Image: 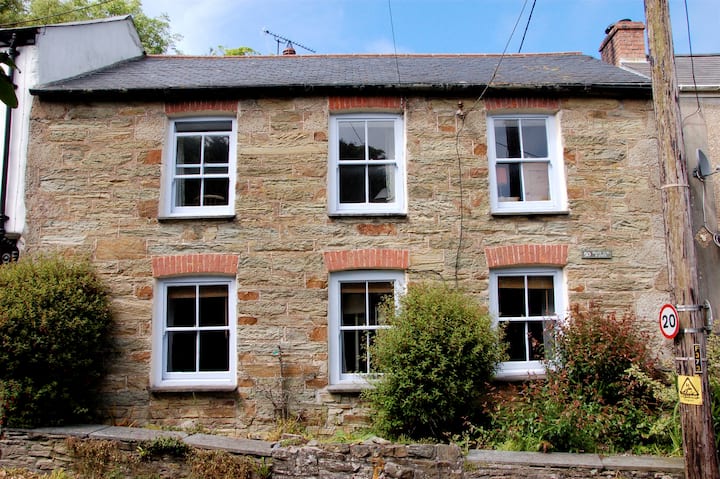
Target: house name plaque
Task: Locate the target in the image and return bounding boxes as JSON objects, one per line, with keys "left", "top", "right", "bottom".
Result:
{"left": 581, "top": 249, "right": 612, "bottom": 259}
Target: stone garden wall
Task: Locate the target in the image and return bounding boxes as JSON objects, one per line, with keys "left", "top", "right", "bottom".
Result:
{"left": 0, "top": 426, "right": 684, "bottom": 479}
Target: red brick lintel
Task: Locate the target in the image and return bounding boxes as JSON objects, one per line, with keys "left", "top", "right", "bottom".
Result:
{"left": 485, "top": 244, "right": 568, "bottom": 268}
{"left": 484, "top": 97, "right": 560, "bottom": 112}
{"left": 329, "top": 96, "right": 403, "bottom": 112}
{"left": 323, "top": 249, "right": 409, "bottom": 272}
{"left": 165, "top": 100, "right": 237, "bottom": 115}
{"left": 152, "top": 254, "right": 239, "bottom": 278}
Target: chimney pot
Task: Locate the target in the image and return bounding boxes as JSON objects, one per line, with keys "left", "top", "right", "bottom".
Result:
{"left": 282, "top": 41, "right": 296, "bottom": 55}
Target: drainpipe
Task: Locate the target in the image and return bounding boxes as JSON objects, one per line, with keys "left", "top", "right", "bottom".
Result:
{"left": 0, "top": 33, "right": 20, "bottom": 263}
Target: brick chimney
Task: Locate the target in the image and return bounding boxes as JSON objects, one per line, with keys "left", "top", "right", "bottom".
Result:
{"left": 599, "top": 19, "right": 646, "bottom": 66}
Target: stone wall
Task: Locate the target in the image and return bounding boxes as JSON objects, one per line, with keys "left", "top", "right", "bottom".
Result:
{"left": 0, "top": 426, "right": 684, "bottom": 479}
{"left": 23, "top": 93, "right": 668, "bottom": 436}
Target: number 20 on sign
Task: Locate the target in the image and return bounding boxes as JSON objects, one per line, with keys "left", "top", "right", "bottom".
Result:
{"left": 659, "top": 303, "right": 680, "bottom": 340}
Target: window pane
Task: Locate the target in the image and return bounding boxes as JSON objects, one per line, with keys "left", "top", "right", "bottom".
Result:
{"left": 521, "top": 119, "right": 548, "bottom": 158}
{"left": 339, "top": 165, "right": 366, "bottom": 203}
{"left": 167, "top": 286, "right": 196, "bottom": 327}
{"left": 505, "top": 322, "right": 527, "bottom": 361}
{"left": 495, "top": 119, "right": 521, "bottom": 158}
{"left": 339, "top": 121, "right": 366, "bottom": 161}
{"left": 367, "top": 121, "right": 393, "bottom": 160}
{"left": 341, "top": 283, "right": 366, "bottom": 327}
{"left": 176, "top": 136, "right": 201, "bottom": 165}
{"left": 167, "top": 331, "right": 196, "bottom": 372}
{"left": 527, "top": 275, "right": 555, "bottom": 316}
{"left": 369, "top": 165, "right": 393, "bottom": 203}
{"left": 202, "top": 178, "right": 229, "bottom": 206}
{"left": 176, "top": 178, "right": 201, "bottom": 206}
{"left": 199, "top": 331, "right": 229, "bottom": 371}
{"left": 496, "top": 163, "right": 523, "bottom": 201}
{"left": 176, "top": 120, "right": 232, "bottom": 133}
{"left": 368, "top": 281, "right": 393, "bottom": 326}
{"left": 204, "top": 135, "right": 230, "bottom": 164}
{"left": 204, "top": 166, "right": 229, "bottom": 175}
{"left": 176, "top": 165, "right": 201, "bottom": 176}
{"left": 498, "top": 276, "right": 526, "bottom": 317}
{"left": 341, "top": 329, "right": 370, "bottom": 373}
{"left": 522, "top": 163, "right": 550, "bottom": 201}
{"left": 528, "top": 321, "right": 546, "bottom": 360}
{"left": 198, "top": 285, "right": 228, "bottom": 327}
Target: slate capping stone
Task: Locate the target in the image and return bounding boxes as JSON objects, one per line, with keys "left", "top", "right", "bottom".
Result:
{"left": 184, "top": 433, "right": 273, "bottom": 457}
{"left": 88, "top": 426, "right": 187, "bottom": 443}
{"left": 466, "top": 450, "right": 684, "bottom": 473}
{"left": 25, "top": 425, "right": 111, "bottom": 438}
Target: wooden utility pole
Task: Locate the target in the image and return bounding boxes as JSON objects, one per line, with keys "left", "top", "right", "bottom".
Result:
{"left": 644, "top": 1, "right": 719, "bottom": 477}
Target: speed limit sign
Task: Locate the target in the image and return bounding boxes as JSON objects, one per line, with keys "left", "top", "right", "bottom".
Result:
{"left": 659, "top": 303, "right": 680, "bottom": 339}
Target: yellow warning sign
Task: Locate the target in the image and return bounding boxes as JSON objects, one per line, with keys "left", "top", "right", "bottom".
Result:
{"left": 678, "top": 375, "right": 702, "bottom": 405}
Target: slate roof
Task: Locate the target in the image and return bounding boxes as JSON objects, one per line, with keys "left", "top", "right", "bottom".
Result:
{"left": 31, "top": 52, "right": 651, "bottom": 100}
{"left": 622, "top": 54, "right": 720, "bottom": 90}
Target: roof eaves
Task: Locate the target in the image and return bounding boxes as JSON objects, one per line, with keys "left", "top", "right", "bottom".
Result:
{"left": 30, "top": 80, "right": 653, "bottom": 102}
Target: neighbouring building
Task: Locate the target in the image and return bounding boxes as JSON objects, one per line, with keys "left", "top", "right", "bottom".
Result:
{"left": 13, "top": 19, "right": 673, "bottom": 437}
{"left": 600, "top": 19, "right": 720, "bottom": 335}
{"left": 0, "top": 16, "right": 144, "bottom": 262}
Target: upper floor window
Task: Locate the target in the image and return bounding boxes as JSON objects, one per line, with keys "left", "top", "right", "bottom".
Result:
{"left": 162, "top": 118, "right": 237, "bottom": 218}
{"left": 151, "top": 276, "right": 237, "bottom": 391}
{"left": 487, "top": 115, "right": 567, "bottom": 215}
{"left": 328, "top": 270, "right": 405, "bottom": 386}
{"left": 489, "top": 268, "right": 566, "bottom": 380}
{"left": 328, "top": 114, "right": 406, "bottom": 216}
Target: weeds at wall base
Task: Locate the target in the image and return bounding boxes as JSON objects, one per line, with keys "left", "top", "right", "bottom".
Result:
{"left": 64, "top": 436, "right": 271, "bottom": 479}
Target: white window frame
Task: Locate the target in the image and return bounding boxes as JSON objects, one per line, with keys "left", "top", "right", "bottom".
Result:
{"left": 487, "top": 114, "right": 567, "bottom": 215}
{"left": 328, "top": 114, "right": 406, "bottom": 216}
{"left": 489, "top": 267, "right": 566, "bottom": 380}
{"left": 161, "top": 117, "right": 237, "bottom": 219}
{"left": 151, "top": 276, "right": 237, "bottom": 391}
{"left": 328, "top": 270, "right": 406, "bottom": 386}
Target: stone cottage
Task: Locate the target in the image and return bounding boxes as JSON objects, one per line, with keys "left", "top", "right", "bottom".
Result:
{"left": 21, "top": 41, "right": 668, "bottom": 437}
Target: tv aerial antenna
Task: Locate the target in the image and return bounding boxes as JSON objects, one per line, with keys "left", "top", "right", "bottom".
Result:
{"left": 263, "top": 29, "right": 316, "bottom": 55}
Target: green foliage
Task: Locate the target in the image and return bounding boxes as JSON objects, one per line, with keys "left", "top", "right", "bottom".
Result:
{"left": 364, "top": 283, "right": 506, "bottom": 441}
{"left": 137, "top": 436, "right": 190, "bottom": 461}
{"left": 707, "top": 333, "right": 720, "bottom": 450}
{"left": 209, "top": 45, "right": 259, "bottom": 56}
{"left": 0, "top": 255, "right": 112, "bottom": 427}
{"left": 491, "top": 303, "right": 678, "bottom": 454}
{"left": 0, "top": 52, "right": 18, "bottom": 108}
{"left": 0, "top": 0, "right": 181, "bottom": 54}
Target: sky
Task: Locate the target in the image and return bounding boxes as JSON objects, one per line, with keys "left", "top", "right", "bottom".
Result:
{"left": 139, "top": 0, "right": 719, "bottom": 58}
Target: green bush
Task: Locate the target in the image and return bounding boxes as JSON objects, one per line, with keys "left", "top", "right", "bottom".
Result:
{"left": 492, "top": 303, "right": 677, "bottom": 453}
{"left": 0, "top": 254, "right": 112, "bottom": 427}
{"left": 707, "top": 333, "right": 720, "bottom": 451}
{"left": 363, "top": 283, "right": 506, "bottom": 441}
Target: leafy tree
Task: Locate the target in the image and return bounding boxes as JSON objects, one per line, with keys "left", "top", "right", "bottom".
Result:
{"left": 209, "top": 45, "right": 259, "bottom": 56}
{"left": 0, "top": 53, "right": 18, "bottom": 108}
{"left": 0, "top": 0, "right": 181, "bottom": 54}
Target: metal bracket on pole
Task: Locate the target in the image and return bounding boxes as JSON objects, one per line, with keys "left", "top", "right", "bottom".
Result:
{"left": 676, "top": 302, "right": 714, "bottom": 333}
{"left": 676, "top": 304, "right": 703, "bottom": 312}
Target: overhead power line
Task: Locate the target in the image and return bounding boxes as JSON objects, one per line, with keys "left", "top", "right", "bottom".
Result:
{"left": 0, "top": 0, "right": 120, "bottom": 28}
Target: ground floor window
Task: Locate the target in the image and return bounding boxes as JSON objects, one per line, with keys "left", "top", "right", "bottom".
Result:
{"left": 328, "top": 270, "right": 405, "bottom": 385}
{"left": 489, "top": 268, "right": 565, "bottom": 380}
{"left": 151, "top": 277, "right": 237, "bottom": 390}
